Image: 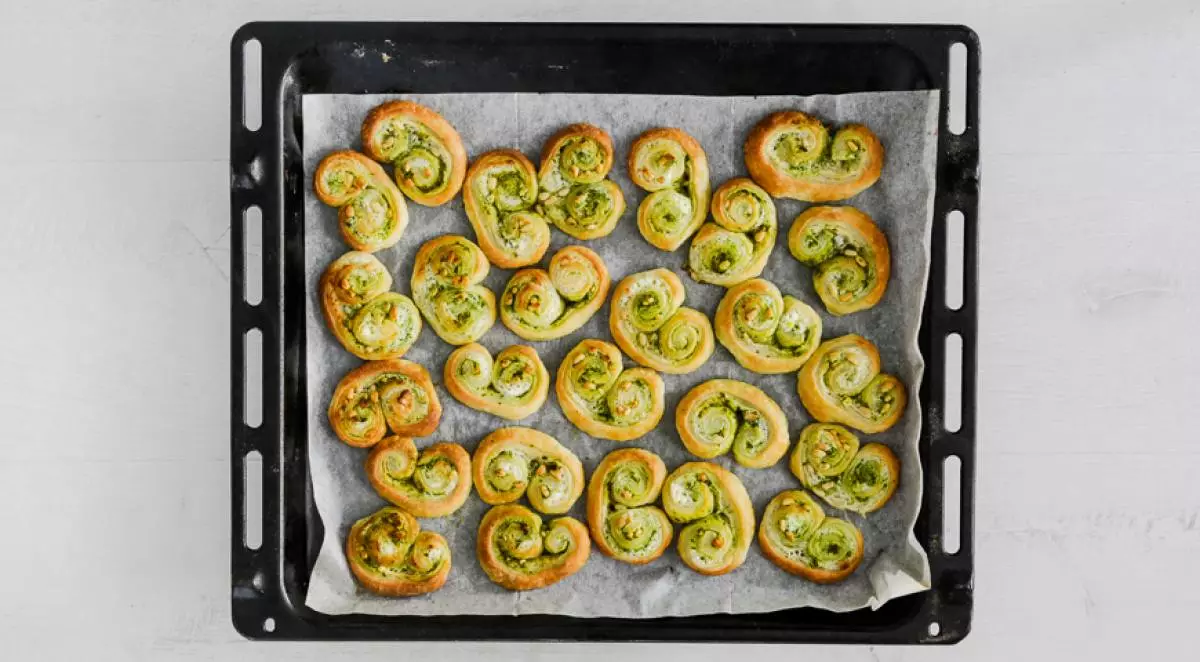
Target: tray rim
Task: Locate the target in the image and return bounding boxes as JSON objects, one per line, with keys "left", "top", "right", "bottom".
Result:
{"left": 229, "top": 21, "right": 979, "bottom": 645}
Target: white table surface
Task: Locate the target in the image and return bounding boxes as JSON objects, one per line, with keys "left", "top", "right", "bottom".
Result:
{"left": 1, "top": 0, "right": 1197, "bottom": 659}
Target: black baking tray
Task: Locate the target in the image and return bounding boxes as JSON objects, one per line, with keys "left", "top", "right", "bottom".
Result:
{"left": 230, "top": 22, "right": 979, "bottom": 644}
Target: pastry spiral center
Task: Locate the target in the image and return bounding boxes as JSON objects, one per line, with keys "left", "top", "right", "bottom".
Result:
{"left": 807, "top": 519, "right": 860, "bottom": 570}
{"left": 558, "top": 136, "right": 608, "bottom": 184}
{"left": 732, "top": 291, "right": 779, "bottom": 342}
{"left": 720, "top": 188, "right": 768, "bottom": 231}
{"left": 486, "top": 450, "right": 530, "bottom": 494}
{"left": 413, "top": 456, "right": 458, "bottom": 496}
{"left": 773, "top": 125, "right": 827, "bottom": 169}
{"left": 773, "top": 501, "right": 823, "bottom": 547}
{"left": 607, "top": 509, "right": 659, "bottom": 551}
{"left": 643, "top": 190, "right": 693, "bottom": 234}
{"left": 658, "top": 315, "right": 702, "bottom": 359}
{"left": 549, "top": 251, "right": 599, "bottom": 302}
{"left": 492, "top": 355, "right": 535, "bottom": 398}
{"left": 680, "top": 515, "right": 735, "bottom": 570}
{"left": 496, "top": 518, "right": 542, "bottom": 560}
{"left": 606, "top": 374, "right": 655, "bottom": 423}
{"left": 803, "top": 425, "right": 859, "bottom": 478}
{"left": 527, "top": 458, "right": 576, "bottom": 511}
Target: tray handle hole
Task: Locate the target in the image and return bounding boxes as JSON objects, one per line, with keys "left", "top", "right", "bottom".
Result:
{"left": 262, "top": 617, "right": 276, "bottom": 633}
{"left": 242, "top": 39, "right": 262, "bottom": 131}
{"left": 942, "top": 456, "right": 962, "bottom": 555}
{"left": 243, "top": 450, "right": 263, "bottom": 550}
{"left": 943, "top": 333, "right": 963, "bottom": 433}
{"left": 244, "top": 206, "right": 263, "bottom": 305}
{"left": 945, "top": 210, "right": 964, "bottom": 311}
{"left": 244, "top": 329, "right": 263, "bottom": 428}
{"left": 928, "top": 621, "right": 942, "bottom": 637}
{"left": 948, "top": 42, "right": 967, "bottom": 135}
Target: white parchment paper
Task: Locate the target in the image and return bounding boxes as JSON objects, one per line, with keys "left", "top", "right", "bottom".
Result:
{"left": 301, "top": 91, "right": 938, "bottom": 617}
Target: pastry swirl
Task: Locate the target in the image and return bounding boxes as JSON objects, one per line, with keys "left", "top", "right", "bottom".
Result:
{"left": 471, "top": 427, "right": 584, "bottom": 514}
{"left": 327, "top": 359, "right": 442, "bottom": 447}
{"left": 444, "top": 343, "right": 549, "bottom": 420}
{"left": 361, "top": 100, "right": 467, "bottom": 207}
{"left": 320, "top": 251, "right": 422, "bottom": 361}
{"left": 477, "top": 504, "right": 590, "bottom": 591}
{"left": 629, "top": 128, "right": 711, "bottom": 251}
{"left": 757, "top": 490, "right": 864, "bottom": 583}
{"left": 714, "top": 278, "right": 822, "bottom": 374}
{"left": 556, "top": 339, "right": 665, "bottom": 442}
{"left": 662, "top": 461, "right": 755, "bottom": 576}
{"left": 790, "top": 423, "right": 899, "bottom": 514}
{"left": 314, "top": 150, "right": 409, "bottom": 253}
{"left": 410, "top": 235, "right": 496, "bottom": 345}
{"left": 744, "top": 110, "right": 884, "bottom": 202}
{"left": 687, "top": 178, "right": 777, "bottom": 286}
{"left": 500, "top": 246, "right": 609, "bottom": 341}
{"left": 536, "top": 124, "right": 625, "bottom": 240}
{"left": 346, "top": 506, "right": 451, "bottom": 596}
{"left": 788, "top": 205, "right": 891, "bottom": 315}
{"left": 463, "top": 149, "right": 552, "bottom": 268}
{"left": 365, "top": 437, "right": 472, "bottom": 517}
{"left": 675, "top": 379, "right": 789, "bottom": 468}
{"left": 586, "top": 448, "right": 672, "bottom": 564}
{"left": 796, "top": 334, "right": 907, "bottom": 434}
{"left": 609, "top": 268, "right": 714, "bottom": 374}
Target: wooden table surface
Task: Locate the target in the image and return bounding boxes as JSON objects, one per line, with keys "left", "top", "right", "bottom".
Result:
{"left": 1, "top": 1, "right": 1196, "bottom": 659}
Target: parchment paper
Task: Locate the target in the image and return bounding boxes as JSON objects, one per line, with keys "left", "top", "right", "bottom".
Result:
{"left": 301, "top": 91, "right": 938, "bottom": 617}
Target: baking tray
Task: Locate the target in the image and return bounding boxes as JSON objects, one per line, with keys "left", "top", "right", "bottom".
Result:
{"left": 229, "top": 22, "right": 979, "bottom": 644}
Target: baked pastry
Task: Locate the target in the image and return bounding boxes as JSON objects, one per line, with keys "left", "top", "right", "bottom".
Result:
{"left": 361, "top": 100, "right": 467, "bottom": 207}
{"left": 556, "top": 339, "right": 665, "bottom": 442}
{"left": 471, "top": 427, "right": 584, "bottom": 514}
{"left": 409, "top": 235, "right": 496, "bottom": 345}
{"left": 608, "top": 268, "right": 714, "bottom": 374}
{"left": 365, "top": 437, "right": 472, "bottom": 517}
{"left": 586, "top": 448, "right": 672, "bottom": 564}
{"left": 744, "top": 110, "right": 884, "bottom": 202}
{"left": 662, "top": 461, "right": 755, "bottom": 576}
{"left": 797, "top": 334, "right": 907, "bottom": 434}
{"left": 675, "top": 379, "right": 789, "bottom": 468}
{"left": 444, "top": 343, "right": 548, "bottom": 420}
{"left": 687, "top": 178, "right": 777, "bottom": 286}
{"left": 320, "top": 251, "right": 422, "bottom": 360}
{"left": 313, "top": 150, "right": 409, "bottom": 253}
{"left": 788, "top": 205, "right": 891, "bottom": 315}
{"left": 628, "top": 128, "right": 711, "bottom": 251}
{"left": 327, "top": 359, "right": 441, "bottom": 447}
{"left": 463, "top": 149, "right": 552, "bottom": 268}
{"left": 476, "top": 504, "right": 589, "bottom": 591}
{"left": 713, "top": 278, "right": 822, "bottom": 373}
{"left": 757, "top": 490, "right": 864, "bottom": 583}
{"left": 536, "top": 123, "right": 625, "bottom": 240}
{"left": 790, "top": 423, "right": 899, "bottom": 514}
{"left": 499, "top": 246, "right": 609, "bottom": 341}
{"left": 346, "top": 506, "right": 451, "bottom": 596}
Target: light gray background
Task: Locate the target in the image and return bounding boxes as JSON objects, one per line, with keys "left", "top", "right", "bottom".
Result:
{"left": 0, "top": 1, "right": 1197, "bottom": 660}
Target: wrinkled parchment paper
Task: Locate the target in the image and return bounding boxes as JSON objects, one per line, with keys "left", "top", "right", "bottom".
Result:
{"left": 302, "top": 91, "right": 938, "bottom": 617}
